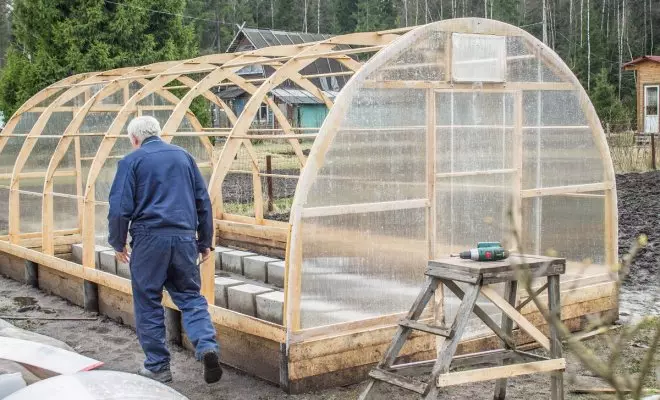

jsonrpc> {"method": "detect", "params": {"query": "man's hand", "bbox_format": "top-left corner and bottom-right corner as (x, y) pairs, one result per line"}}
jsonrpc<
(116, 247), (130, 264)
(200, 248), (211, 264)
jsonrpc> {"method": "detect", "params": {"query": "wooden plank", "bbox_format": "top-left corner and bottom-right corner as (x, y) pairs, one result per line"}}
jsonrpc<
(480, 286), (551, 351)
(425, 283), (482, 398)
(436, 358), (566, 387)
(379, 277), (439, 369)
(301, 199), (430, 218)
(219, 214), (289, 228)
(399, 319), (452, 338)
(436, 168), (516, 178)
(548, 275), (564, 400)
(441, 280), (516, 349)
(369, 368), (427, 394)
(494, 280), (518, 399)
(521, 182), (612, 198)
(516, 282), (549, 311)
(215, 219), (288, 242)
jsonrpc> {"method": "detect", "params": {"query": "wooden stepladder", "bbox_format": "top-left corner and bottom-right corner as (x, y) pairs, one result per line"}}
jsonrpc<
(359, 255), (567, 400)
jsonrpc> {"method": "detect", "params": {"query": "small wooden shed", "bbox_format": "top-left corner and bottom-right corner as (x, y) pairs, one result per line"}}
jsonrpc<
(623, 55), (660, 133)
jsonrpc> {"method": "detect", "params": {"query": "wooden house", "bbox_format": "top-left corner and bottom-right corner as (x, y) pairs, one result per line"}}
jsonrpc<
(217, 27), (350, 130)
(623, 55), (660, 133)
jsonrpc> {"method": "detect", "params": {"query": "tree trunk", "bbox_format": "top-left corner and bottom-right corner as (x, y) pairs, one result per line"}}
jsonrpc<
(425, 0), (429, 23)
(271, 0), (274, 28)
(580, 0), (584, 46)
(601, 0), (605, 33)
(303, 0), (308, 33)
(404, 0), (409, 25)
(415, 0), (419, 24)
(543, 0), (548, 44)
(618, 0), (622, 98)
(651, 0), (654, 52)
(587, 0), (591, 91)
(317, 0), (321, 33)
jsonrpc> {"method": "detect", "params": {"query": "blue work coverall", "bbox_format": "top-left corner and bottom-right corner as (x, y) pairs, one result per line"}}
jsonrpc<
(108, 136), (218, 373)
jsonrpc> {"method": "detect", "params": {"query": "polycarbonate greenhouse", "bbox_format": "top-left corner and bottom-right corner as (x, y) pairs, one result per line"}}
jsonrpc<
(0, 18), (617, 391)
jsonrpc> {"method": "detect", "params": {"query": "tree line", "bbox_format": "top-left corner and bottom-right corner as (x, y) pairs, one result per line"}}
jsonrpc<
(0, 0), (658, 130)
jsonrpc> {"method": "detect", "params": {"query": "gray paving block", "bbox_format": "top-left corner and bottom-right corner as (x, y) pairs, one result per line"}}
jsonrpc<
(117, 260), (131, 279)
(214, 246), (234, 272)
(214, 277), (244, 308)
(72, 243), (83, 264)
(267, 261), (285, 288)
(227, 284), (272, 316)
(99, 250), (117, 275)
(243, 256), (279, 282)
(256, 291), (284, 324)
(221, 250), (256, 275)
(72, 244), (112, 267)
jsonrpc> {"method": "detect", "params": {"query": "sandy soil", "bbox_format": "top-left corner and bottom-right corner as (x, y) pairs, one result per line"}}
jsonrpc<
(0, 275), (657, 400)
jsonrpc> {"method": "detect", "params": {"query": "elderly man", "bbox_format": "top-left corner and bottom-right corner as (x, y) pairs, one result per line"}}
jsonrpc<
(108, 116), (222, 384)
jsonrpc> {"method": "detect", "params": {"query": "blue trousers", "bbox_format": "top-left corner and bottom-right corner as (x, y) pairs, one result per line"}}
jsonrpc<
(130, 234), (219, 372)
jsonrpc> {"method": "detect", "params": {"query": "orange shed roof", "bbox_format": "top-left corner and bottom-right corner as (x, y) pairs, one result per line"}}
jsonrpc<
(623, 55), (660, 68)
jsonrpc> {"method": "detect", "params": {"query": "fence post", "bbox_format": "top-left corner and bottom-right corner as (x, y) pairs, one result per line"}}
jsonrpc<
(652, 133), (657, 170)
(266, 155), (274, 212)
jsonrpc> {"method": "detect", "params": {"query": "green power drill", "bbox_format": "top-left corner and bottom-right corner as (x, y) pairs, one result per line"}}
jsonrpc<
(458, 242), (509, 262)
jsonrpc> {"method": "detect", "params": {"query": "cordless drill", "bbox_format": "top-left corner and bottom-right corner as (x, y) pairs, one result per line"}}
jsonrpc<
(458, 242), (509, 262)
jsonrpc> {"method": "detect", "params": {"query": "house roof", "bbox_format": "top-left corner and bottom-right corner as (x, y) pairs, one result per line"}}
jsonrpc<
(623, 55), (660, 69)
(227, 28), (334, 53)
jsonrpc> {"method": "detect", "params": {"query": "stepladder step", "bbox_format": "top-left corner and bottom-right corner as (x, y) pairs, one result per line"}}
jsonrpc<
(369, 368), (428, 394)
(399, 319), (453, 338)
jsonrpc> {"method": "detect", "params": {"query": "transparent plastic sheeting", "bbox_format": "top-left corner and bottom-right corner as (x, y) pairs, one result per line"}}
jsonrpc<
(297, 22), (612, 330)
(4, 371), (188, 400)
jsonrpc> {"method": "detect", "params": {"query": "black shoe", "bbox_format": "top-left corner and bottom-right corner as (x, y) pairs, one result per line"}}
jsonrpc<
(202, 351), (223, 384)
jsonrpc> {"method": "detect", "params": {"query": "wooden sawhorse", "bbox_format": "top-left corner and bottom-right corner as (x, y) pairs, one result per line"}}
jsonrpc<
(360, 255), (566, 399)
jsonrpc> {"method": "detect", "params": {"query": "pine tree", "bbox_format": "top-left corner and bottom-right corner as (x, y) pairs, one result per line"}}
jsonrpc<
(0, 0), (198, 118)
(0, 0), (10, 68)
(335, 0), (358, 33)
(275, 0), (300, 30)
(590, 68), (631, 130)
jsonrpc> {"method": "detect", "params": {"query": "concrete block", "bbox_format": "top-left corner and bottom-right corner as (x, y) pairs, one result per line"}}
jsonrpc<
(267, 261), (285, 288)
(221, 250), (256, 275)
(98, 250), (117, 275)
(214, 246), (234, 272)
(72, 244), (112, 267)
(243, 256), (279, 282)
(117, 260), (130, 279)
(72, 244), (83, 264)
(256, 291), (284, 324)
(213, 277), (244, 308)
(227, 284), (272, 316)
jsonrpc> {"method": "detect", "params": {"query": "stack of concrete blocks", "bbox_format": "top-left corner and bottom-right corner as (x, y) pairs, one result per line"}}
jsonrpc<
(72, 244), (130, 279)
(212, 249), (286, 324)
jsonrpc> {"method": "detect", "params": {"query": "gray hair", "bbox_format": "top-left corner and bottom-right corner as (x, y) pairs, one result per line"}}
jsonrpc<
(127, 116), (161, 144)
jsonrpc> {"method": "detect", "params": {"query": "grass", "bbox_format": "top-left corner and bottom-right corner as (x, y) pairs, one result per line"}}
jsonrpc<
(607, 132), (658, 173)
(569, 317), (659, 399)
(223, 196), (294, 217)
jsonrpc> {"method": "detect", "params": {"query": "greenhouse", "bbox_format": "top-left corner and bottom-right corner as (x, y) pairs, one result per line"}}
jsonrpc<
(0, 18), (617, 392)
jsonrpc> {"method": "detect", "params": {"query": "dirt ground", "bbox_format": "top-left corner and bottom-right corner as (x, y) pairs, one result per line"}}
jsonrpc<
(0, 275), (657, 400)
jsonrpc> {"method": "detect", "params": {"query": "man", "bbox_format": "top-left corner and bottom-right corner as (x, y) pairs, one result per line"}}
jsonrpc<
(108, 116), (222, 384)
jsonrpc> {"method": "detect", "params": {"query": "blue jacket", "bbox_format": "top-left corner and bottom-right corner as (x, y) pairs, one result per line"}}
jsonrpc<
(107, 136), (213, 253)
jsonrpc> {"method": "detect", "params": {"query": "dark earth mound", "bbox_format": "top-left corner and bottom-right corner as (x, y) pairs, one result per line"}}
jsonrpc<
(617, 171), (660, 287)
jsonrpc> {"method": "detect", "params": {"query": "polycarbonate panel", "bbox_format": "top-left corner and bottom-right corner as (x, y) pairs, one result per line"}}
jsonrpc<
(19, 193), (42, 233)
(95, 203), (110, 245)
(368, 31), (447, 81)
(12, 112), (40, 134)
(0, 188), (8, 234)
(99, 89), (124, 105)
(0, 137), (26, 174)
(79, 112), (117, 133)
(300, 208), (427, 328)
(23, 137), (61, 172)
(522, 195), (605, 265)
(506, 36), (564, 83)
(95, 158), (118, 202)
(137, 93), (174, 106)
(436, 174), (515, 254)
(452, 33), (506, 82)
(170, 136), (210, 163)
(53, 196), (79, 231)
